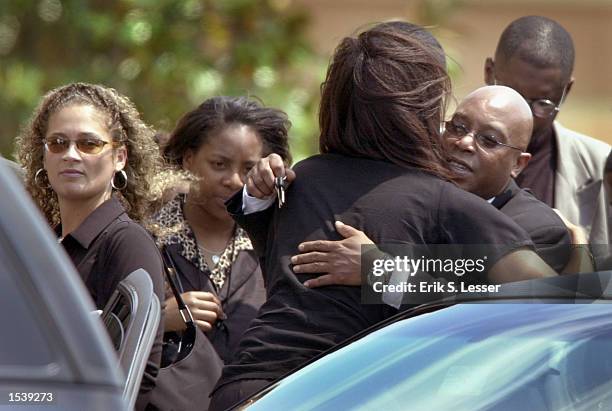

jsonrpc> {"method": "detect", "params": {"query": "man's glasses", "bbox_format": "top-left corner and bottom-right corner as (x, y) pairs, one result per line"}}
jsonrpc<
(444, 120), (523, 152)
(44, 136), (116, 155)
(494, 78), (567, 118)
(523, 86), (566, 118)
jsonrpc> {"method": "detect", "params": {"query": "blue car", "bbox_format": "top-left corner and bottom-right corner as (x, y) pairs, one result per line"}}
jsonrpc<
(240, 273), (612, 411)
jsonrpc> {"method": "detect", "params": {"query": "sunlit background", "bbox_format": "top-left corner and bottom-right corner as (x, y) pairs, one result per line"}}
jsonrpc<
(1, 0), (611, 163)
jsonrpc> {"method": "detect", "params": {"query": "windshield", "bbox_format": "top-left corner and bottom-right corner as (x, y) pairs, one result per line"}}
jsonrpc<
(244, 303), (612, 411)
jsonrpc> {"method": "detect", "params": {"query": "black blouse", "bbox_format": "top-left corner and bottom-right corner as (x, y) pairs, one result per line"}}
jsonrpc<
(153, 195), (265, 363)
(59, 196), (165, 409)
(216, 154), (534, 388)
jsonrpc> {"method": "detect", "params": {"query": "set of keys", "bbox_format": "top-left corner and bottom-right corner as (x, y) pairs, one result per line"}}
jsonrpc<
(274, 176), (286, 208)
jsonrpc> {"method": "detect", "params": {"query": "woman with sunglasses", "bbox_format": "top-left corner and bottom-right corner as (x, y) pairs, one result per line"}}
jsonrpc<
(16, 82), (165, 411)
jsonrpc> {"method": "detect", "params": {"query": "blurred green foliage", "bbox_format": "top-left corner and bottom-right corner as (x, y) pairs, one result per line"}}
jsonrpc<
(410, 0), (465, 100)
(0, 0), (326, 161)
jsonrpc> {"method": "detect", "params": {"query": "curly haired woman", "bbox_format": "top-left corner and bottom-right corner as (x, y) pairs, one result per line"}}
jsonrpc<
(16, 82), (165, 410)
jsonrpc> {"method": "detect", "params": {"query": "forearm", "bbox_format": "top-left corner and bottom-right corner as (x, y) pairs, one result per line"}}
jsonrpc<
(488, 249), (557, 283)
(227, 188), (274, 257)
(561, 244), (595, 274)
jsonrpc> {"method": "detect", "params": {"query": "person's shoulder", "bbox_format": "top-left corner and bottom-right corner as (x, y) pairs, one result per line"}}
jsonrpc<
(438, 179), (483, 205)
(292, 154), (326, 168)
(505, 189), (570, 247)
(435, 181), (533, 245)
(435, 180), (504, 222)
(290, 154), (327, 177)
(100, 216), (163, 276)
(555, 123), (610, 161)
(555, 123), (610, 177)
(505, 189), (567, 230)
(293, 153), (405, 173)
(292, 153), (366, 170)
(107, 215), (157, 246)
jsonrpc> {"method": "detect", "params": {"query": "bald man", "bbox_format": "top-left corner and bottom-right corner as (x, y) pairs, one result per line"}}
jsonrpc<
(443, 85), (570, 271)
(291, 86), (571, 276)
(445, 86), (532, 199)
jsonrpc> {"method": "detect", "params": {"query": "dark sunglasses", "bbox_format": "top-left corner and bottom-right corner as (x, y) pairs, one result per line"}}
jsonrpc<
(44, 136), (117, 155)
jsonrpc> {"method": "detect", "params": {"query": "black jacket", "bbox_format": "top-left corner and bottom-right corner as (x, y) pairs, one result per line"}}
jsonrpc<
(164, 243), (265, 362)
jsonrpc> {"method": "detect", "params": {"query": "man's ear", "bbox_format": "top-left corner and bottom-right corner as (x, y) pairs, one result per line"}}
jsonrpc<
(562, 77), (574, 103)
(114, 145), (127, 172)
(484, 57), (495, 85)
(511, 152), (531, 178)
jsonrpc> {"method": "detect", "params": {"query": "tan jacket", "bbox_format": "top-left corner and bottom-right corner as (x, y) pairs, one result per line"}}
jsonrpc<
(553, 122), (611, 247)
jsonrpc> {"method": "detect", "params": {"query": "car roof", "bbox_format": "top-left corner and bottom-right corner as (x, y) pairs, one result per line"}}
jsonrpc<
(368, 271), (612, 346)
(444, 270), (612, 303)
(238, 270), (612, 408)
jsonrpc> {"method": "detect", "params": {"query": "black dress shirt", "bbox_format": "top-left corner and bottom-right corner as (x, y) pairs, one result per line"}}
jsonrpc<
(492, 179), (571, 272)
(216, 154), (534, 391)
(59, 196), (165, 410)
(515, 129), (558, 207)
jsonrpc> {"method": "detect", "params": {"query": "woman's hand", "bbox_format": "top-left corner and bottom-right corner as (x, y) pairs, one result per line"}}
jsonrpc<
(553, 209), (595, 274)
(246, 153), (295, 199)
(164, 291), (226, 332)
(553, 209), (588, 244)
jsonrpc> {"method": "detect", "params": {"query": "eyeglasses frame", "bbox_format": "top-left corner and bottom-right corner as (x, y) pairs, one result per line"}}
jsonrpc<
(43, 136), (122, 155)
(444, 120), (524, 152)
(493, 76), (568, 118)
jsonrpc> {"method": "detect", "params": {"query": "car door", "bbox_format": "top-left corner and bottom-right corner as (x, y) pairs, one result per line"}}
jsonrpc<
(0, 162), (128, 410)
(101, 269), (160, 410)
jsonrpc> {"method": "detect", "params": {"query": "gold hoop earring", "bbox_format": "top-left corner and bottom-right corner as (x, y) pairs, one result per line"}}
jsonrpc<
(34, 168), (50, 188)
(112, 170), (128, 190)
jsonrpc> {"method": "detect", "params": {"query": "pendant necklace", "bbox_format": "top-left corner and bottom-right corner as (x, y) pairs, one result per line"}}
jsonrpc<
(199, 244), (224, 266)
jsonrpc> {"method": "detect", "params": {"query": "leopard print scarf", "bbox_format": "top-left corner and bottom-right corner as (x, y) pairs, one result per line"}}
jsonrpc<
(153, 194), (252, 289)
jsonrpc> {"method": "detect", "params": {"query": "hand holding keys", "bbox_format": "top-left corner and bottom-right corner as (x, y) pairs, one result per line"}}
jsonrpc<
(275, 176), (287, 208)
(244, 154), (295, 202)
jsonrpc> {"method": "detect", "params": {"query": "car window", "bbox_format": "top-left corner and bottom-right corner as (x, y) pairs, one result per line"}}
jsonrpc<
(101, 269), (160, 411)
(245, 303), (612, 411)
(0, 248), (58, 372)
(103, 294), (132, 352)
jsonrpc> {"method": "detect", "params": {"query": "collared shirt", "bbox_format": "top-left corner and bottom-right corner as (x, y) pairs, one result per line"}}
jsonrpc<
(57, 196), (165, 406)
(153, 194), (253, 290)
(515, 128), (558, 207)
(59, 196), (165, 308)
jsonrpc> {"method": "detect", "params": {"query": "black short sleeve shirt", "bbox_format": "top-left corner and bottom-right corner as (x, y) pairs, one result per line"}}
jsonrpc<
(218, 154), (533, 387)
(58, 197), (165, 405)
